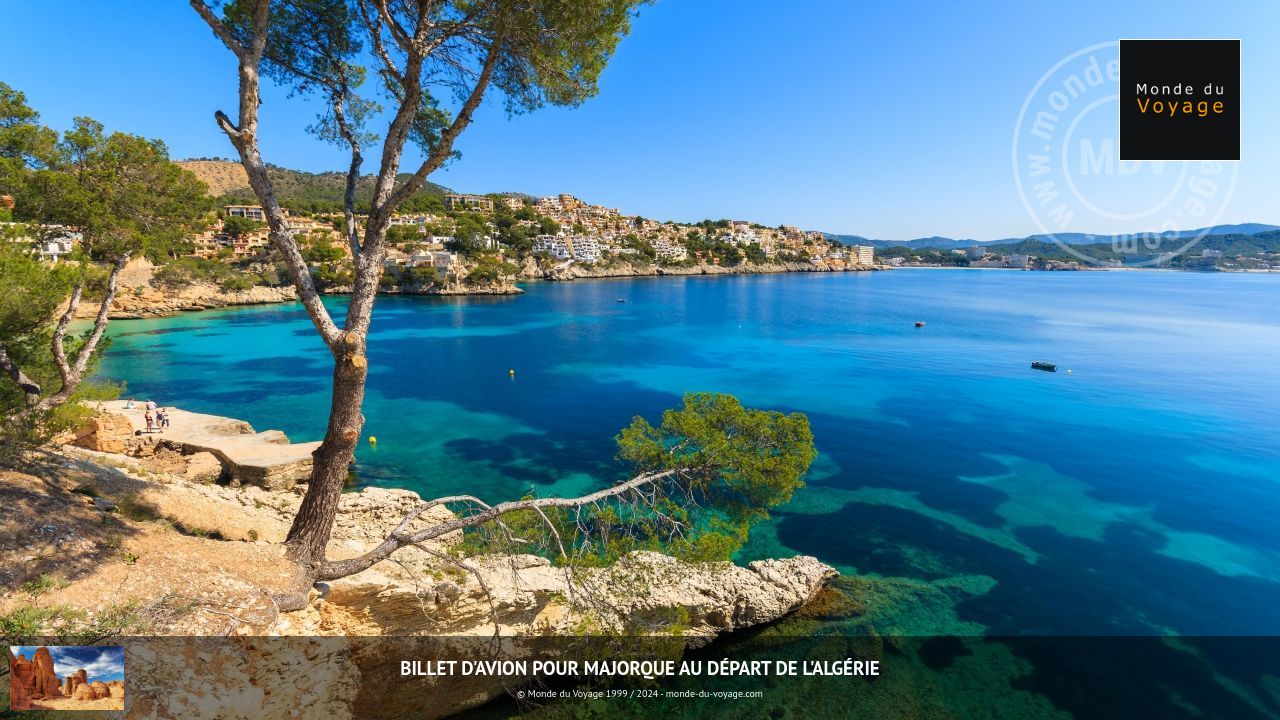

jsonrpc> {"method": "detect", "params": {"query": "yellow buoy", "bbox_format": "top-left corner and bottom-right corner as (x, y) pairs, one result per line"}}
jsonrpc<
(509, 369), (516, 376)
(368, 436), (377, 444)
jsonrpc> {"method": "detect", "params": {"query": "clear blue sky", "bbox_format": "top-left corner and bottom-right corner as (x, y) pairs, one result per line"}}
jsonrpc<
(1, 1), (1276, 239)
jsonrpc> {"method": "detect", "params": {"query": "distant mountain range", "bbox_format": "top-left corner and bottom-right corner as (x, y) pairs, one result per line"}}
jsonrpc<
(822, 224), (1280, 250)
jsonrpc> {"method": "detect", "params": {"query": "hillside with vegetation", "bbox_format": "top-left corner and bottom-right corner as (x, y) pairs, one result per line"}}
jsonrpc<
(178, 159), (453, 214)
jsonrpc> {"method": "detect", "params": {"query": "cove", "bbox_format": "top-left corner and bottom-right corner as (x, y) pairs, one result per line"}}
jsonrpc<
(94, 269), (1280, 638)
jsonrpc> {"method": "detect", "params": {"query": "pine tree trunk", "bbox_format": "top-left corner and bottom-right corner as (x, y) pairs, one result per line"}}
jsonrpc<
(285, 332), (368, 564)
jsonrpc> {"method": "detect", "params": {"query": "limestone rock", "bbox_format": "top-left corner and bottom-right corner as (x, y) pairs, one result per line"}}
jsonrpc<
(71, 412), (138, 455)
(72, 278), (298, 320)
(6, 443), (838, 720)
(92, 496), (118, 511)
(125, 638), (357, 720)
(108, 679), (125, 698)
(88, 401), (318, 490)
(183, 451), (224, 484)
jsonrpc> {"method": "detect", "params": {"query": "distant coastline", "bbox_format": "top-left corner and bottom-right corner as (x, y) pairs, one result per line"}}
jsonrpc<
(80, 257), (1280, 322)
(83, 259), (884, 320)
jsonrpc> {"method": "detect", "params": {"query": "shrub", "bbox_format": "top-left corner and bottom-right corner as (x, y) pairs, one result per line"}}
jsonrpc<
(219, 274), (255, 293)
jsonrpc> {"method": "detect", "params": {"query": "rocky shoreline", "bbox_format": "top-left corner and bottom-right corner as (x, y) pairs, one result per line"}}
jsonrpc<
(75, 258), (880, 320)
(76, 281), (299, 320)
(525, 259), (882, 282)
(3, 404), (837, 718)
(78, 280), (525, 320)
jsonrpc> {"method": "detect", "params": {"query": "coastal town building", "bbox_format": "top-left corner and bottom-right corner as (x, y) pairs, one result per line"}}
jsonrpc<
(36, 235), (76, 262)
(287, 215), (330, 234)
(443, 193), (494, 213)
(383, 249), (408, 267)
(225, 205), (267, 222)
(533, 235), (570, 260)
(852, 245), (875, 265)
(653, 238), (687, 261)
(232, 228), (271, 257)
(191, 230), (227, 258)
(384, 249), (456, 282)
(534, 193), (624, 235)
(569, 235), (601, 262)
(388, 213), (445, 229)
(408, 250), (456, 269)
(970, 257), (1004, 268)
(965, 246), (988, 260)
(2, 222), (81, 262)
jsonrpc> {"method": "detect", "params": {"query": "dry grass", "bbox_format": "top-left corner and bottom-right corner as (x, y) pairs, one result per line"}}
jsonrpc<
(176, 160), (250, 197)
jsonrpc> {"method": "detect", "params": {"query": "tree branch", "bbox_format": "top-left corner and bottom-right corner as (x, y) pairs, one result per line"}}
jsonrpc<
(214, 110), (242, 142)
(354, 0), (404, 82)
(331, 96), (365, 261)
(189, 0), (248, 58)
(0, 345), (42, 407)
(39, 253), (129, 410)
(371, 0), (414, 51)
(315, 470), (676, 581)
(195, 0), (345, 351)
(49, 281), (83, 391)
(70, 254), (127, 380)
(384, 30), (504, 210)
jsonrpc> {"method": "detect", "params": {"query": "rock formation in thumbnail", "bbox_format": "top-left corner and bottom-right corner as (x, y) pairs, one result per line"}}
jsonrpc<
(7, 650), (33, 710)
(30, 647), (62, 698)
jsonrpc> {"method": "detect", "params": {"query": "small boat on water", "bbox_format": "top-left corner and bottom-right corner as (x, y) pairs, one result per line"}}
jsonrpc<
(914, 321), (926, 328)
(1031, 361), (1057, 372)
(616, 298), (627, 303)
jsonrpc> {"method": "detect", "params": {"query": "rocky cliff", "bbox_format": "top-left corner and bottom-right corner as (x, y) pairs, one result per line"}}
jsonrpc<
(2, 406), (838, 718)
(76, 281), (297, 320)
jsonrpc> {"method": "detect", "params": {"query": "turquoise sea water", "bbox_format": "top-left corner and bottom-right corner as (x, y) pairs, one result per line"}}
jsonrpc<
(95, 270), (1280, 641)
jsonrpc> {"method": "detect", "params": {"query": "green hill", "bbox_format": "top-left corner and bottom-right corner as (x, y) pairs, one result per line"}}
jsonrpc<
(985, 230), (1280, 262)
(179, 159), (452, 214)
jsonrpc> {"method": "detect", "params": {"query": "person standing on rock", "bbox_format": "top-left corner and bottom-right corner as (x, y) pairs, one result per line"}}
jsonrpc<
(157, 408), (170, 429)
(144, 410), (154, 433)
(145, 399), (157, 412)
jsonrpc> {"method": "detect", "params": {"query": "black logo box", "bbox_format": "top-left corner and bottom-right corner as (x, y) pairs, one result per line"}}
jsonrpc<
(1119, 39), (1240, 161)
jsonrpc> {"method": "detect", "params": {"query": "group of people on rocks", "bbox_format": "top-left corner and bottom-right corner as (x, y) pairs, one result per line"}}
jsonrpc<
(125, 398), (170, 433)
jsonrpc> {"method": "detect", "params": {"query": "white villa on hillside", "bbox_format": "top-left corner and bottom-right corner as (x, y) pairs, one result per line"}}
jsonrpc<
(533, 234), (569, 260)
(569, 235), (601, 262)
(653, 238), (687, 261)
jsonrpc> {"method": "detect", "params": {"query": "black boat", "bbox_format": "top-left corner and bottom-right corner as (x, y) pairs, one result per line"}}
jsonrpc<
(1031, 361), (1057, 372)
